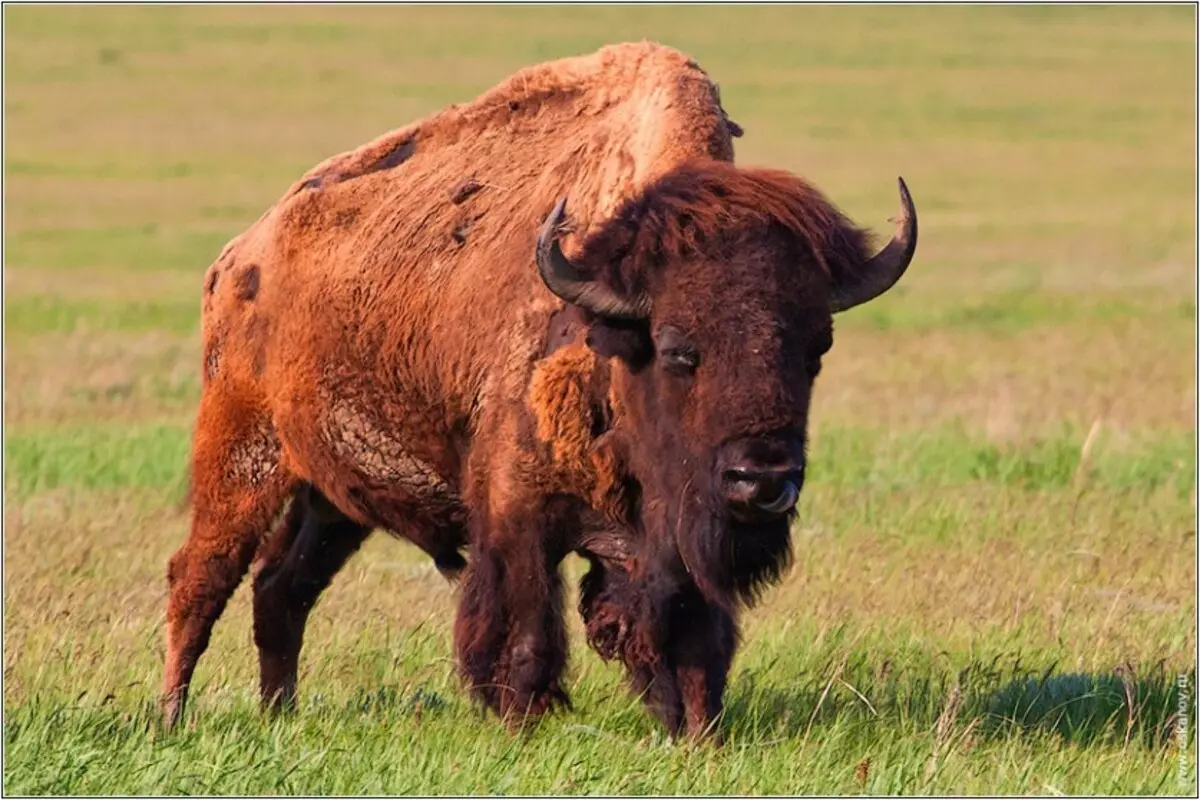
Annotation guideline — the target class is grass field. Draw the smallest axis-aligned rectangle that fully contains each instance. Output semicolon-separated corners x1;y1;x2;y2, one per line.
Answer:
3;5;1197;794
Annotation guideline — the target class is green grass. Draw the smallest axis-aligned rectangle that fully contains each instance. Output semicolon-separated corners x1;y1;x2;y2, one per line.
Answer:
4;422;192;496
6;225;235;273
5;420;1192;502
5;295;199;335
2;653;1188;794
4;4;1196;795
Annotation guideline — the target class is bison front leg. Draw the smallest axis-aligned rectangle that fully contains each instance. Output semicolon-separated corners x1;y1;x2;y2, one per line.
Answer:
453;503;570;726
580;559;736;740
669;589;737;741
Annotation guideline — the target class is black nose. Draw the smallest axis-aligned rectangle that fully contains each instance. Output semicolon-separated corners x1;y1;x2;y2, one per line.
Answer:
717;437;805;520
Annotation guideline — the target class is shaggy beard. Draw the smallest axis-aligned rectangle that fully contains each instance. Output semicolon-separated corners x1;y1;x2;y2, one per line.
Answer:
663;479;796;610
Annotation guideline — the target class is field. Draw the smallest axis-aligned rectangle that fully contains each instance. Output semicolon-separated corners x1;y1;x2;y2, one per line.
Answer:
3;5;1197;795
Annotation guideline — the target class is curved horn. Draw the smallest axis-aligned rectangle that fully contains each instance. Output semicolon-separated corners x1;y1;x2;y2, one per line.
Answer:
830;177;918;313
536;198;652;319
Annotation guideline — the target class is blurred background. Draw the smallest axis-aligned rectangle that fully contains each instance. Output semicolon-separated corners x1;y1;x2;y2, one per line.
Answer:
6;6;1194;435
4;6;1195;794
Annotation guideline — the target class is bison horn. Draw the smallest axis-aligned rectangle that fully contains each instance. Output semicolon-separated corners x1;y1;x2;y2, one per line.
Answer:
536;198;652;319
830;177;918;313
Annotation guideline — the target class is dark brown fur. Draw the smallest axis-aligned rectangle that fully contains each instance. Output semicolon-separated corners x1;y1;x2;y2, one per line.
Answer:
522;161;877;738
576;161;872;606
161;42;901;740
581;160;873;310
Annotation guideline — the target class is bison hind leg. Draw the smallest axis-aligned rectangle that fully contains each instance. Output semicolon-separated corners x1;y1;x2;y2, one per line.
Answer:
375;525;466;580
162;399;293;728
375;510;468;581
252;484;371;712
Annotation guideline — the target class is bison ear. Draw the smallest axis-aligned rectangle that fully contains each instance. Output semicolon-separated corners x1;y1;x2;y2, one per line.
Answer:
585;317;653;370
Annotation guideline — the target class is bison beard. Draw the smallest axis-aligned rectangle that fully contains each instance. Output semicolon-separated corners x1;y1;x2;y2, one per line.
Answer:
673;479;796;610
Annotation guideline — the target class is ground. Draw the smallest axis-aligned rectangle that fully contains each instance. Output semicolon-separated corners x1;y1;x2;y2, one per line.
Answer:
3;5;1196;794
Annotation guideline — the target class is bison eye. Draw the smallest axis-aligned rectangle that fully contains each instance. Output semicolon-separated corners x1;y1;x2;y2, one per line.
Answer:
654;325;700;375
661;346;700;373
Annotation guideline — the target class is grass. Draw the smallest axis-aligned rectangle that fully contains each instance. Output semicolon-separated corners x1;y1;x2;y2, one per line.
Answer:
4;4;1196;795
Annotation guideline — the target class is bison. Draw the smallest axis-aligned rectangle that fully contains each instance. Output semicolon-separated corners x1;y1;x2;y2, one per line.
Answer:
161;42;917;739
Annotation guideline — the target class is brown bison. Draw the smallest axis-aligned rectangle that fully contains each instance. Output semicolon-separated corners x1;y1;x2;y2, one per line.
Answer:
161;42;917;739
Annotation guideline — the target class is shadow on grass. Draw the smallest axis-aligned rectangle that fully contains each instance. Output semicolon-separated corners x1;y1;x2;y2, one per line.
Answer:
979;663;1193;749
338;685;451;720
722;654;1194;750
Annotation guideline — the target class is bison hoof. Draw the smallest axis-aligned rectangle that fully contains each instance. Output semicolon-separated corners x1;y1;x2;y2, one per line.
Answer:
500;684;571;730
159;689;186;730
259;683;298;716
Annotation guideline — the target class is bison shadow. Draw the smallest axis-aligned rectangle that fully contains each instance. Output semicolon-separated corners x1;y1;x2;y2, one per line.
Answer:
272;655;1191;750
336;684;451;720
720;658;1193;750
975;665;1192;749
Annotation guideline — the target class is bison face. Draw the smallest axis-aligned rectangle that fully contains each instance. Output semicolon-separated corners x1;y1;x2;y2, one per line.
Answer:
579;246;827;606
535;169;916;607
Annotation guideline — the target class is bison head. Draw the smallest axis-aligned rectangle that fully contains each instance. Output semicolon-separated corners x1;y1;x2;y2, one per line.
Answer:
536;161;916;608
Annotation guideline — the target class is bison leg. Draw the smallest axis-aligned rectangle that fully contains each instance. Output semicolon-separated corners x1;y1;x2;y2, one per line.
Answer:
579;559;735;740
161;396;292;728
251;484;370;712
578;555;686;734
453;505;569;725
633;589;735;741
670;589;737;741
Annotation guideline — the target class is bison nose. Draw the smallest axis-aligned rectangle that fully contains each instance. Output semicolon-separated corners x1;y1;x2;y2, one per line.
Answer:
721;464;804;519
717;436;806;520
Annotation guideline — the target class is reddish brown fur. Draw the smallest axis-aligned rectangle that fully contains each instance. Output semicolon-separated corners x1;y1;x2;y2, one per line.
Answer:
162;41;906;740
162;41;741;731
